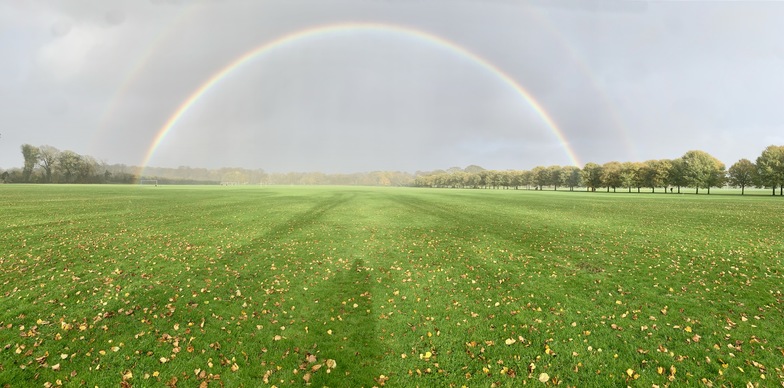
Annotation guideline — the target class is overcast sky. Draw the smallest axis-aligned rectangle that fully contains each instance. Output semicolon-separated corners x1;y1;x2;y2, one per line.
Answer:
3;0;784;173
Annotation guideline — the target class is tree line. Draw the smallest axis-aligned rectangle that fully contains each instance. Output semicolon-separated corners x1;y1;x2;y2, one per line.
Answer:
5;144;414;186
10;145;136;184
413;146;784;196
5;143;784;194
7;144;264;184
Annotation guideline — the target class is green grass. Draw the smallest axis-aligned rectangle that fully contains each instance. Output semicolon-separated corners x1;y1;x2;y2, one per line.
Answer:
1;185;783;387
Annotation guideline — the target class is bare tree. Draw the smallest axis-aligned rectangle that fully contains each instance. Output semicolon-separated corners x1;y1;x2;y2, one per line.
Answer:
38;145;60;183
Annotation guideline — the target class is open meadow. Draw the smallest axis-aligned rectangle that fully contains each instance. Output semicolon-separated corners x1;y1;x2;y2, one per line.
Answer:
1;185;782;387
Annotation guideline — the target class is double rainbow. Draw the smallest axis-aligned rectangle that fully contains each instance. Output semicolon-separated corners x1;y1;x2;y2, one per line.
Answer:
140;22;581;173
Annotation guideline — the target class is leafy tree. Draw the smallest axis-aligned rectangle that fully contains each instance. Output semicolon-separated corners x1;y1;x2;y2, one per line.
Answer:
728;159;756;195
505;171;515;189
414;174;434;187
641;159;671;193
485;170;503;189
464;165;486;174
508;170;524;189
600;161;622;192
465;171;481;188
580;163;602;192
454;171;470;188
57;150;84;183
667;158;688;193
560;166;582;191
531;166;548;190
519;170;534;189
755;145;784;195
680;150;725;194
619;162;641;193
21;144;40;183
706;163;727;193
547;165;563;190
77;155;99;183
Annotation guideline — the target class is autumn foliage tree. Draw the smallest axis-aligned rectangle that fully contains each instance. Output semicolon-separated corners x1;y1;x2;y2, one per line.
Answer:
580;163;603;192
728;159;756;195
600;161;623;192
755;145;784;195
680;150;726;194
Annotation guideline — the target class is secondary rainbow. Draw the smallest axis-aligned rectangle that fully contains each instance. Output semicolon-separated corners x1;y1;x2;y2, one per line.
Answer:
140;22;582;173
91;6;199;152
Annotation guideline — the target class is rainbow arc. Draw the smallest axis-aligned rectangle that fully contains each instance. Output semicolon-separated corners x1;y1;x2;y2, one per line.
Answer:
140;22;581;174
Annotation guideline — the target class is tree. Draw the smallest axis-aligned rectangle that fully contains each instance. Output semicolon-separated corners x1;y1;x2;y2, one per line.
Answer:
483;170;502;189
547;165;563;190
641;159;671;193
680;150;725;194
755;145;784;195
667;158;688;193
509;170;525;189
464;165;486;174
57;150;82;183
581;163;602;192
21;144;40;183
465;171;481;188
706;163;727;193
519;170;534;190
38;145;60;183
600;161;622;192
77;155;99;183
560;166;582;191
531;166;548;190
728;159;756;195
619;162;641;193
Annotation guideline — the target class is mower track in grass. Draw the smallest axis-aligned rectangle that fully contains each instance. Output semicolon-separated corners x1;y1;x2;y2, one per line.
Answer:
1;185;783;386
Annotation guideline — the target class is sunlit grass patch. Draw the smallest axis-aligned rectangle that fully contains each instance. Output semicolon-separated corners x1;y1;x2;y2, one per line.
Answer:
1;185;782;386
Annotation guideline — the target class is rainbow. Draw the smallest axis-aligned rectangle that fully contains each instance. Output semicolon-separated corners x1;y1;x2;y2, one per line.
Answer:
91;6;198;152
530;15;638;161
140;22;581;173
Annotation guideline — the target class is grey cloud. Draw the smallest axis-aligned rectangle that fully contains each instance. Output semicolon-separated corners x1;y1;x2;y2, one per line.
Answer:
2;0;784;172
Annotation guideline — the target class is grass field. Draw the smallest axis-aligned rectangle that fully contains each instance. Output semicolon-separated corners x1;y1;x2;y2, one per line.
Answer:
1;185;783;387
